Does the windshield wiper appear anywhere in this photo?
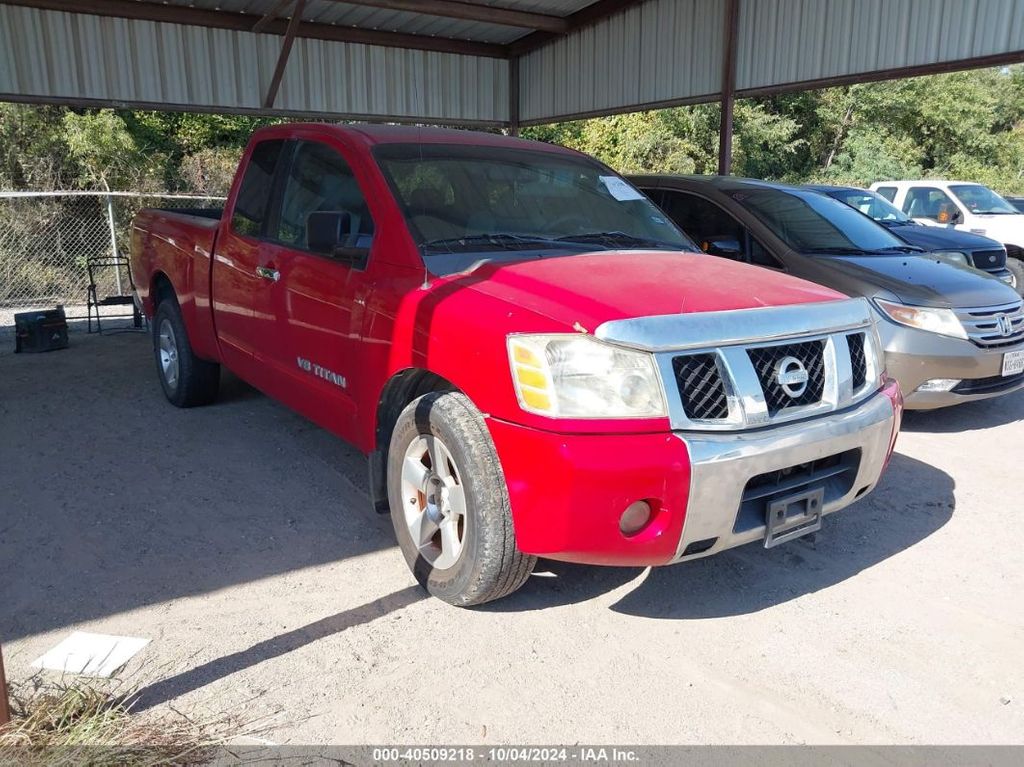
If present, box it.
[421,233,589,253]
[555,231,686,250]
[878,245,926,253]
[803,246,875,255]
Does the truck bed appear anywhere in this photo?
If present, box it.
[130,207,222,360]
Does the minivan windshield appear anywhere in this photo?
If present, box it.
[949,184,1019,215]
[731,187,914,254]
[373,144,695,258]
[824,189,913,224]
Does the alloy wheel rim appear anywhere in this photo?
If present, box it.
[158,319,179,390]
[400,433,468,570]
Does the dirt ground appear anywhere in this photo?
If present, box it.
[1,323,1022,746]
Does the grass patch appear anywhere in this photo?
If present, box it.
[0,675,251,766]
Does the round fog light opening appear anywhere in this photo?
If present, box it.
[620,500,652,535]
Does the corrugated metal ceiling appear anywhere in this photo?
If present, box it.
[160,0,597,45]
[1,0,1022,126]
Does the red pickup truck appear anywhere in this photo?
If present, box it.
[131,124,903,606]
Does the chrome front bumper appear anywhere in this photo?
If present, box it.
[671,390,897,562]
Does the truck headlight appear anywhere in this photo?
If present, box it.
[508,334,667,418]
[931,250,969,266]
[873,299,967,340]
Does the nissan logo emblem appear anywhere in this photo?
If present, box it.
[775,356,810,398]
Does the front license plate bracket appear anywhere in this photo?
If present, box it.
[764,487,824,548]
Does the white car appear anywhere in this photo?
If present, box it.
[870,180,1024,292]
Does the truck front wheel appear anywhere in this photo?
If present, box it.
[153,299,220,408]
[387,391,536,606]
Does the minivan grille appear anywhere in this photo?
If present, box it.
[672,353,729,420]
[747,340,826,415]
[847,333,867,390]
[955,301,1024,349]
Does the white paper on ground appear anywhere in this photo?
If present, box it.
[31,631,150,678]
[599,175,645,201]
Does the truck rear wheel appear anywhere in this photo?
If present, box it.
[153,299,220,408]
[387,391,536,606]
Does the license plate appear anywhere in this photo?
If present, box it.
[1002,349,1024,377]
[764,487,824,548]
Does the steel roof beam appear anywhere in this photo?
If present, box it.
[263,0,305,108]
[334,0,569,33]
[509,0,648,56]
[1,0,510,58]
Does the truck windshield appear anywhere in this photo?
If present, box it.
[732,188,913,254]
[373,143,694,257]
[825,189,913,224]
[949,184,1019,215]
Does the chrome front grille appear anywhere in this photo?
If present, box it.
[672,353,729,420]
[595,298,881,432]
[746,339,826,415]
[955,300,1024,349]
[847,332,867,390]
[664,330,880,430]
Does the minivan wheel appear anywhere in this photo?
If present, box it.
[1006,257,1024,296]
[387,391,536,606]
[153,299,220,408]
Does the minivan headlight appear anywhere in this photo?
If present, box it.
[873,299,967,340]
[508,334,667,418]
[931,250,969,266]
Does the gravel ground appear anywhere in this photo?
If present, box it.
[1,325,1022,745]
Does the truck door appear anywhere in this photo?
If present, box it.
[258,138,376,438]
[211,138,286,380]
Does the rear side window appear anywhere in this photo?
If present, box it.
[659,190,782,268]
[231,140,284,237]
[874,186,896,202]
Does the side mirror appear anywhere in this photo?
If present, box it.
[701,236,743,260]
[306,211,369,266]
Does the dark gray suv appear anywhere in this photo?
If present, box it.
[631,175,1024,410]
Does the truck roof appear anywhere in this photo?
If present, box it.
[250,122,574,154]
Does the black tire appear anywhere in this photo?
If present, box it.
[153,298,220,408]
[387,391,536,606]
[1006,257,1024,297]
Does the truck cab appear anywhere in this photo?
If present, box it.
[132,125,902,605]
[870,180,1024,292]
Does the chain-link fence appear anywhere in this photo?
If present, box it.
[0,191,225,310]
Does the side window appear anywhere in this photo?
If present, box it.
[273,141,375,257]
[746,238,783,269]
[659,191,782,268]
[660,190,742,245]
[875,186,896,202]
[903,187,956,221]
[231,140,284,237]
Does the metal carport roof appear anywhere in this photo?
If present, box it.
[2,0,1024,171]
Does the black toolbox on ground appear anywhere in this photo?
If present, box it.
[14,306,69,353]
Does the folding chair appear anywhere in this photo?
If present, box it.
[86,255,145,334]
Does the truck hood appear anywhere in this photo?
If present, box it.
[956,215,1024,247]
[459,251,841,329]
[887,222,1005,256]
[826,254,1020,308]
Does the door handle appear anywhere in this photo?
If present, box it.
[255,266,280,282]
